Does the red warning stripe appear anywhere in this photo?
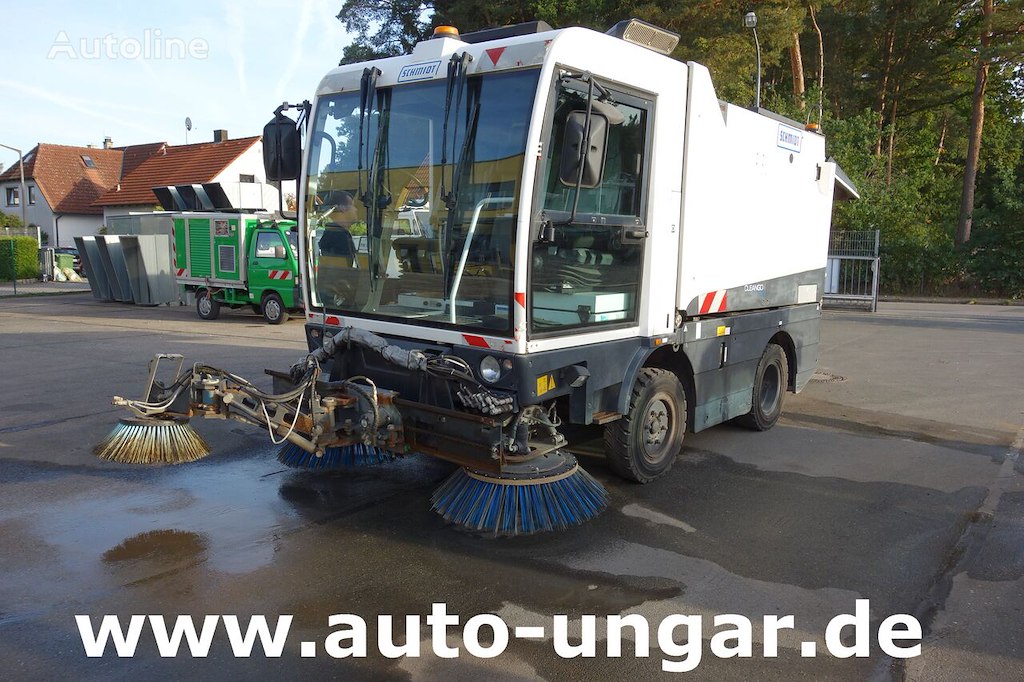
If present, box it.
[268,270,293,280]
[170,224,182,275]
[462,334,513,349]
[514,292,526,308]
[307,313,342,326]
[698,290,728,314]
[463,334,490,348]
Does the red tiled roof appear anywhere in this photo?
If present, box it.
[0,148,39,183]
[117,142,167,177]
[93,136,261,207]
[0,144,123,215]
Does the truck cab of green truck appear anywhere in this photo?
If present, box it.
[172,212,302,324]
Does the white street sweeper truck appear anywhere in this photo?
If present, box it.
[97,19,853,536]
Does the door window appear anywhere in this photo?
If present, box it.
[531,76,652,333]
[255,231,286,259]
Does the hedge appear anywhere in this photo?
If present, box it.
[0,236,39,280]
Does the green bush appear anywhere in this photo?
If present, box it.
[0,236,39,280]
[0,210,24,228]
[967,215,1024,299]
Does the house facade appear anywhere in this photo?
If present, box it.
[0,142,127,246]
[94,133,283,219]
[0,132,285,247]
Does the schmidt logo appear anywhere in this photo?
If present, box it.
[398,61,441,83]
[777,124,802,153]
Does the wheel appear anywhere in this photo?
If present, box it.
[196,289,220,320]
[736,343,788,431]
[261,292,289,325]
[604,367,686,483]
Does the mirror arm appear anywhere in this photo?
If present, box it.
[566,73,596,227]
[537,218,556,243]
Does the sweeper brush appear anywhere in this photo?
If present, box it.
[94,416,210,465]
[101,332,613,537]
[277,442,396,469]
[430,451,608,537]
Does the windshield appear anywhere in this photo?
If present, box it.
[305,68,539,333]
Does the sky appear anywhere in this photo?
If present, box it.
[0,0,355,165]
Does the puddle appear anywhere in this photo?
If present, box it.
[18,450,294,590]
[102,529,208,563]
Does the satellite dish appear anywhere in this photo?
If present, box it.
[185,117,192,131]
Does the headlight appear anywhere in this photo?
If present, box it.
[479,355,501,383]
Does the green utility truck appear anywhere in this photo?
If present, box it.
[172,212,302,324]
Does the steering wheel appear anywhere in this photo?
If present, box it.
[396,173,429,208]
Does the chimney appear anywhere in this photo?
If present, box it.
[103,136,113,149]
[213,129,229,143]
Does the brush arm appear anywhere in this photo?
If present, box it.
[293,327,428,380]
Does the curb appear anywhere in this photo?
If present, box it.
[878,296,1024,306]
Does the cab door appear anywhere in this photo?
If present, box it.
[249,229,295,306]
[529,75,653,341]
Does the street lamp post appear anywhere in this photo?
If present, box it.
[744,11,762,110]
[0,142,31,293]
[0,140,29,233]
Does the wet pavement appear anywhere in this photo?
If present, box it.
[1,297,1022,680]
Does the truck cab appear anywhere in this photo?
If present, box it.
[241,223,302,323]
[173,213,303,324]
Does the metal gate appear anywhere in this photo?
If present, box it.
[824,230,879,312]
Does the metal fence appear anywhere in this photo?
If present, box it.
[824,230,880,312]
[2,226,39,239]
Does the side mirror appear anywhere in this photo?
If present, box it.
[559,111,608,188]
[263,114,302,181]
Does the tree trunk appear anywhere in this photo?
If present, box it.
[876,28,896,157]
[886,90,899,187]
[807,3,825,124]
[935,110,948,166]
[956,0,994,246]
[790,32,806,110]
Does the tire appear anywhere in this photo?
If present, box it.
[736,343,788,431]
[261,292,289,325]
[604,367,687,483]
[196,289,220,320]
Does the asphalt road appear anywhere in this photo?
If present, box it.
[1,296,1021,680]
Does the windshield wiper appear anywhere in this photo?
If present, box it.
[439,52,473,282]
[366,89,393,286]
[355,67,394,295]
[441,75,483,319]
[356,67,380,209]
[439,53,472,205]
